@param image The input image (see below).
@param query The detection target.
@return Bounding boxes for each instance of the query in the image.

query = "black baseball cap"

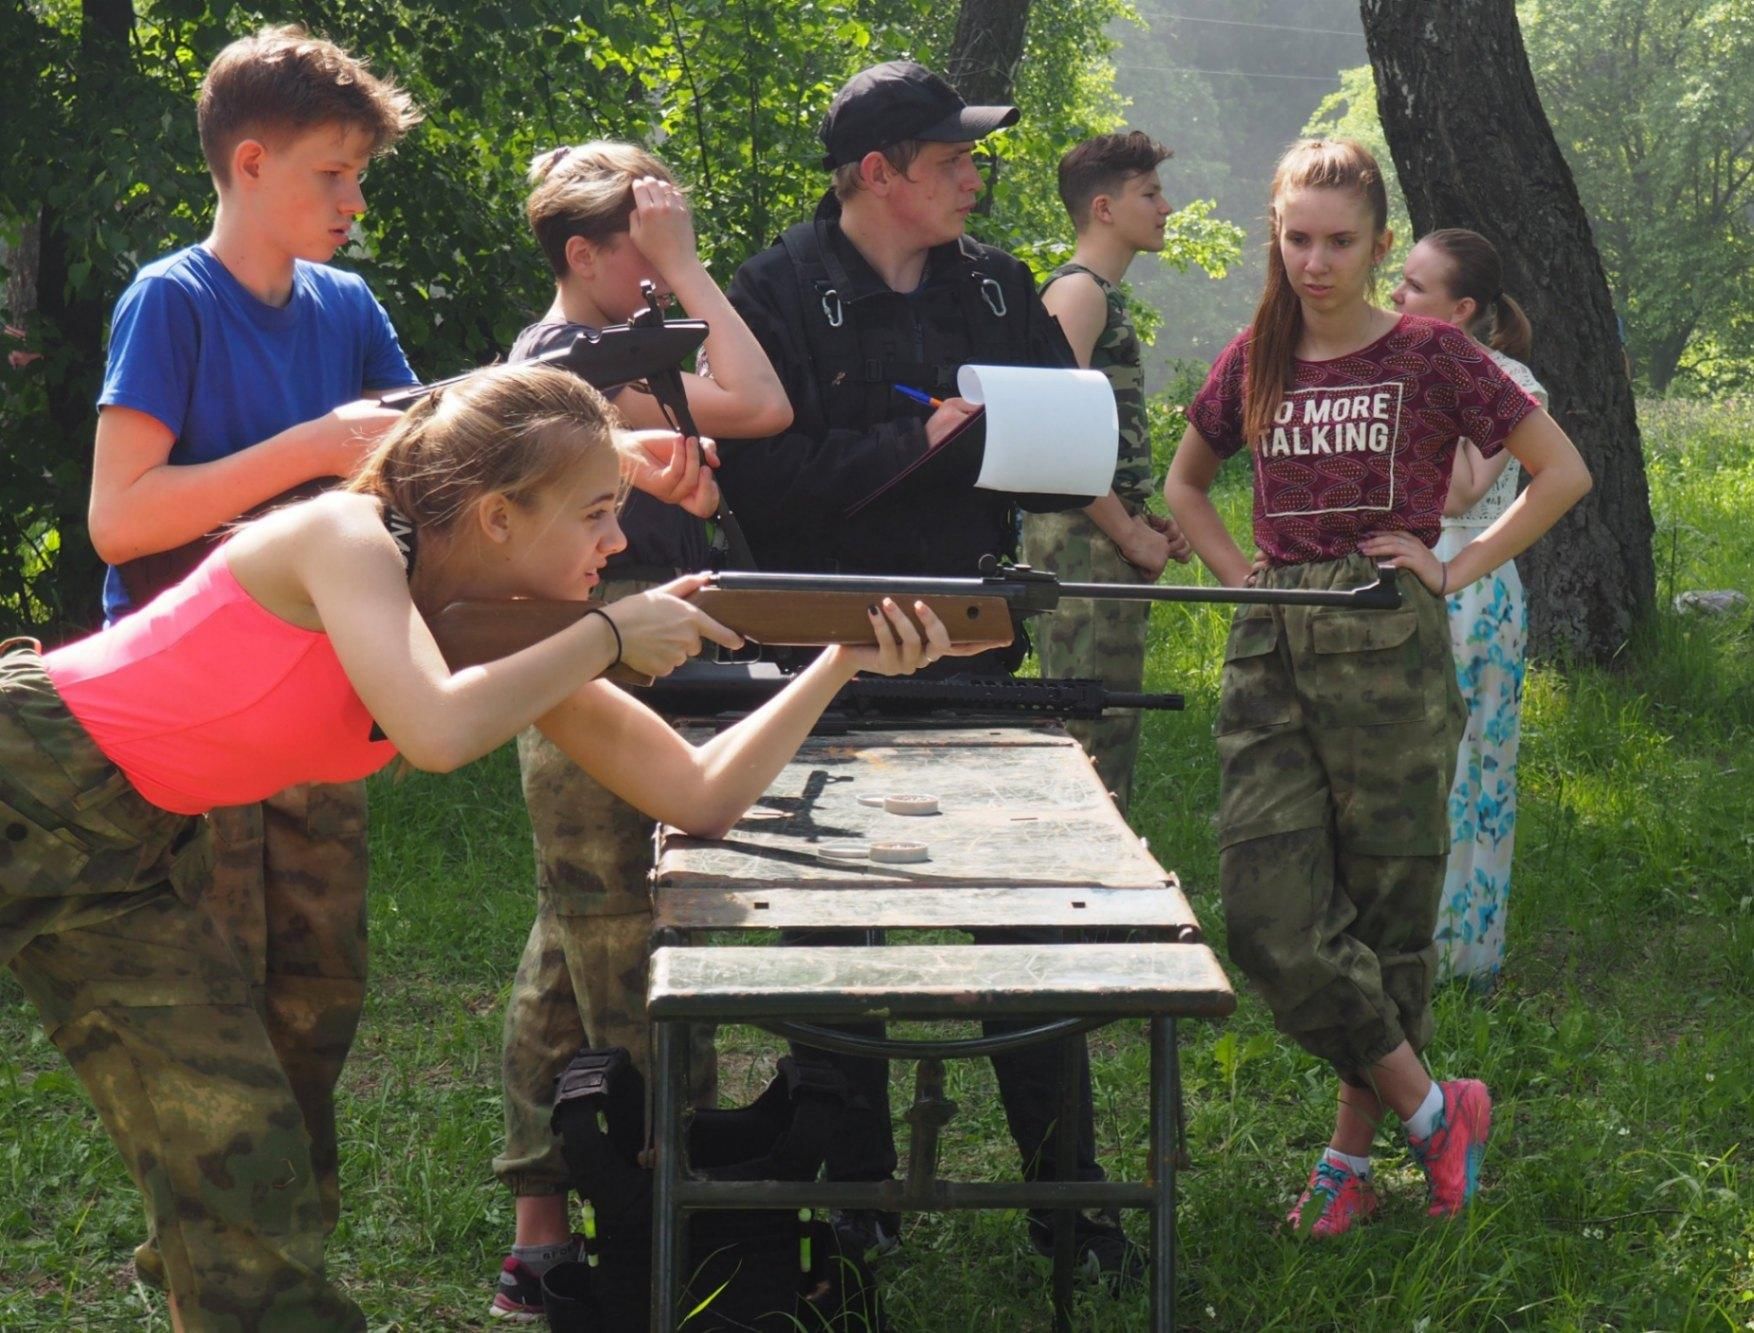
[819,60,1019,169]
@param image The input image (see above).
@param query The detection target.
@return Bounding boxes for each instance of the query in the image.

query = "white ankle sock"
[1322,1147,1372,1177]
[1405,1082,1445,1140]
[511,1239,576,1275]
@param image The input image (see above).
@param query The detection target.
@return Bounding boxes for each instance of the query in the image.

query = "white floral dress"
[1433,350,1545,985]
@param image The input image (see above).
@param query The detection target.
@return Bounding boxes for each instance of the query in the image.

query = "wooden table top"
[655,724,1181,891]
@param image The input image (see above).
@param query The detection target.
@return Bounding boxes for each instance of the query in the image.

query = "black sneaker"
[488,1237,582,1323]
[487,1253,549,1323]
[832,1208,903,1261]
[1027,1208,1146,1291]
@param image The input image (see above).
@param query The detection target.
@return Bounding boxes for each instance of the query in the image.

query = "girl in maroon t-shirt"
[1163,139,1590,1239]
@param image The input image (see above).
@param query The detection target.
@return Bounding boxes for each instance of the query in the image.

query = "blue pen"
[892,383,944,409]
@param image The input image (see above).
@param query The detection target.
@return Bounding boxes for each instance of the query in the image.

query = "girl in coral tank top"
[1,361,979,1331]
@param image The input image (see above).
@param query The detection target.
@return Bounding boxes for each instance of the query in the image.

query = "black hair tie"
[582,606,622,670]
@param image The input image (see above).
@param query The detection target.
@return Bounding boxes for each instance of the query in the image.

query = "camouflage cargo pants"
[203,782,370,1233]
[0,644,363,1330]
[495,579,716,1197]
[1214,556,1464,1079]
[1022,509,1151,814]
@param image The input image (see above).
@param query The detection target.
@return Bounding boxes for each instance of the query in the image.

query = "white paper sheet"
[957,364,1117,496]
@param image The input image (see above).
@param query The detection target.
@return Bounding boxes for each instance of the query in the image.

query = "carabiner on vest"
[978,275,1007,319]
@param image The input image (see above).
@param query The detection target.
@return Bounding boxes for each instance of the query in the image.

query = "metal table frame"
[640,725,1234,1331]
[648,952,1194,1332]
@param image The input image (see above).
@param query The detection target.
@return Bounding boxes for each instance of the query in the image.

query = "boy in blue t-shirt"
[86,24,421,1316]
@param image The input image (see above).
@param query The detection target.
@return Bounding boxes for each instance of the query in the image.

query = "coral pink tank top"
[44,550,397,815]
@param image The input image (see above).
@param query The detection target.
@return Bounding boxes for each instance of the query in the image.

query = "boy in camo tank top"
[1022,131,1190,813]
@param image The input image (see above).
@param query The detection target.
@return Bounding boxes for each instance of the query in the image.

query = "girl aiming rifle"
[0,363,985,1332]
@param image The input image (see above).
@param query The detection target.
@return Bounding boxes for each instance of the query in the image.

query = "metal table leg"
[1149,1016,1179,1332]
[651,1015,688,1333]
[1051,1032,1079,1331]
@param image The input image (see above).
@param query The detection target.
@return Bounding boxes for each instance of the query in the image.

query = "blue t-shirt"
[97,244,417,619]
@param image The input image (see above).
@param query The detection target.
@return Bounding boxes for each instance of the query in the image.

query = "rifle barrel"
[1053,572,1402,610]
[706,566,1401,611]
[1102,691,1186,711]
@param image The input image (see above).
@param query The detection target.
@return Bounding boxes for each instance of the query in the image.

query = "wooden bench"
[645,723,1236,1332]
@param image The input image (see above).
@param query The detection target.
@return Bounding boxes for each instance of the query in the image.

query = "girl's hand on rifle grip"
[610,574,743,678]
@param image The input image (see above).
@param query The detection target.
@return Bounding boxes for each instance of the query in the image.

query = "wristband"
[1438,562,1450,597]
[583,607,622,668]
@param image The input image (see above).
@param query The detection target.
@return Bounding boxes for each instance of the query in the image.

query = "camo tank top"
[1041,263,1150,511]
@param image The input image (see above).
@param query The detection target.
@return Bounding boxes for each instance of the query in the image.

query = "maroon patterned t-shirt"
[1188,314,1538,566]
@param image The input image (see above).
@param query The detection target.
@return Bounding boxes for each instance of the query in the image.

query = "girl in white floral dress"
[1393,228,1546,986]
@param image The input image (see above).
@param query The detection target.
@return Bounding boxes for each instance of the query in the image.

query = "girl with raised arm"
[0,363,969,1331]
[1392,227,1546,989]
[490,141,797,1317]
[1163,140,1589,1239]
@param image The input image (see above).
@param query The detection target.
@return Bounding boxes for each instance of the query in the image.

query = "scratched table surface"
[655,723,1182,893]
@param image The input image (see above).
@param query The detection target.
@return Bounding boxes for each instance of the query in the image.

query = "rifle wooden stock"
[426,589,1015,686]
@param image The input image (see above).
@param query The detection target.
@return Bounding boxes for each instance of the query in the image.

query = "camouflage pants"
[1214,556,1464,1079]
[204,783,370,1233]
[1022,509,1151,814]
[495,583,716,1197]
[0,645,363,1331]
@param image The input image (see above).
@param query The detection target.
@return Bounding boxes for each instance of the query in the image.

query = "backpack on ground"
[542,1045,887,1332]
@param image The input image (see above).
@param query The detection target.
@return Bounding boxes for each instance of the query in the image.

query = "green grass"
[2,404,1751,1330]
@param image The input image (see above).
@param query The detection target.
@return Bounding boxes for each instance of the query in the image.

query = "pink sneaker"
[1286,1158,1381,1238]
[1408,1079,1493,1216]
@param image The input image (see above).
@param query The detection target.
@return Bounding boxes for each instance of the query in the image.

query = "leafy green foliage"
[0,0,1236,636]
[1307,2,1754,397]
[1520,0,1754,394]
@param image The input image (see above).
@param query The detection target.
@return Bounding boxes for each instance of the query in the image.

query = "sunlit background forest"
[5,0,1751,630]
[2,2,1750,1330]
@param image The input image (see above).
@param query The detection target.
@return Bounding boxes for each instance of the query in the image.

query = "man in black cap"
[716,59,1142,1285]
[717,59,1081,585]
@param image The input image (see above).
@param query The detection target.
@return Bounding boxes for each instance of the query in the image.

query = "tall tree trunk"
[1644,325,1693,396]
[28,0,135,630]
[1360,0,1655,662]
[945,0,1031,104]
[946,0,1032,215]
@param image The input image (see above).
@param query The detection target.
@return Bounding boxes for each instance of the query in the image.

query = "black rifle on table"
[382,279,757,568]
[622,660,1184,730]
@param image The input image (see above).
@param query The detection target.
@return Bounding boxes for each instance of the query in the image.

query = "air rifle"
[376,292,705,412]
[381,281,757,568]
[622,660,1185,728]
[115,291,742,609]
[427,556,1402,686]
